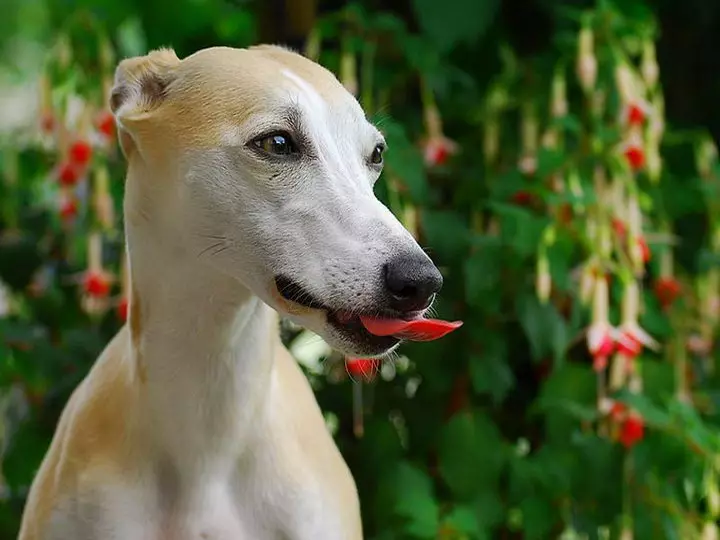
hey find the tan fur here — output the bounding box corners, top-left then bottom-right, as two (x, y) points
(19, 43), (424, 539)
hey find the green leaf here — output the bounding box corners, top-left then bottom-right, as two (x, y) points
(380, 119), (429, 203)
(614, 390), (671, 429)
(520, 496), (556, 540)
(489, 203), (548, 258)
(439, 411), (506, 500)
(444, 506), (481, 534)
(536, 148), (565, 178)
(469, 336), (514, 405)
(422, 210), (470, 262)
(391, 462), (439, 538)
(464, 239), (503, 310)
(411, 0), (500, 53)
(515, 294), (568, 362)
(536, 364), (596, 443)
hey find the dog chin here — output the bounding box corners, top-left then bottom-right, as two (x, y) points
(284, 310), (401, 358)
(322, 322), (401, 358)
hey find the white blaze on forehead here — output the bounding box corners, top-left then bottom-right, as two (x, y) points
(280, 67), (357, 184)
(281, 68), (326, 111)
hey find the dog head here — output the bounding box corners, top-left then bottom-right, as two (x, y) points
(111, 45), (443, 357)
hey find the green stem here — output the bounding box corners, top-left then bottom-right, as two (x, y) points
(1, 149), (19, 230)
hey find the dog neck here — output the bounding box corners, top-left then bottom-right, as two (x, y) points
(125, 218), (279, 477)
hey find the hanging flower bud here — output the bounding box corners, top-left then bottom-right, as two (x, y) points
(93, 165), (115, 230)
(483, 115), (500, 165)
(696, 136), (718, 179)
(641, 39), (659, 90)
(579, 260), (596, 306)
(304, 27), (321, 62)
(551, 66), (568, 118)
(339, 43), (358, 96)
(701, 522), (719, 540)
(518, 102), (538, 174)
(536, 251), (552, 304)
(402, 203), (419, 240)
(576, 24), (598, 93)
(421, 81), (457, 167)
(615, 61), (638, 106)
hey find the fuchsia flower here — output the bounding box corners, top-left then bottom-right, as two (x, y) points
(346, 358), (380, 382)
(423, 136), (458, 167)
(587, 275), (618, 371)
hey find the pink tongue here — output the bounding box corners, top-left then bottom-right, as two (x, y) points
(359, 316), (463, 342)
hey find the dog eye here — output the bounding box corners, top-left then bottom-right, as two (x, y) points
(370, 143), (385, 165)
(252, 132), (297, 156)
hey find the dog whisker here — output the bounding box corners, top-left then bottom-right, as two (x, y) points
(197, 241), (226, 259)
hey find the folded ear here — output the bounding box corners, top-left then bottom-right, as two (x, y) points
(110, 47), (180, 156)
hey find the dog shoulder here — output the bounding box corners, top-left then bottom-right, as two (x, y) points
(270, 344), (363, 539)
(19, 328), (142, 539)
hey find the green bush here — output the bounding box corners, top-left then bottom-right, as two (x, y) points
(2, 0), (720, 538)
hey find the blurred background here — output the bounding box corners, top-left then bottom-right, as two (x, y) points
(2, 0), (720, 538)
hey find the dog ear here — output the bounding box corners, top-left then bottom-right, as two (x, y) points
(110, 47), (180, 155)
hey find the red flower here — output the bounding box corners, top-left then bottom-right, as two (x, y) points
(511, 190), (534, 206)
(654, 277), (681, 308)
(588, 322), (616, 371)
(637, 237), (651, 263)
(346, 358), (380, 382)
(612, 218), (627, 238)
(624, 145), (645, 170)
(117, 298), (129, 321)
(609, 400), (627, 421)
(59, 198), (77, 221)
(69, 140), (93, 167)
(96, 111), (115, 138)
(619, 414), (645, 448)
(625, 102), (647, 126)
(58, 162), (80, 187)
(423, 136), (457, 167)
(83, 272), (111, 298)
(616, 331), (643, 359)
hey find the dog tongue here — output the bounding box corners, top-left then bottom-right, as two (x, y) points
(359, 316), (463, 342)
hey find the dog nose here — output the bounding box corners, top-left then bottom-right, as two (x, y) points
(383, 254), (443, 312)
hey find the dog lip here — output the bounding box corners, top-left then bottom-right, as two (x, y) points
(274, 275), (326, 311)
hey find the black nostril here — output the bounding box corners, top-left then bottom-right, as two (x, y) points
(383, 254), (443, 313)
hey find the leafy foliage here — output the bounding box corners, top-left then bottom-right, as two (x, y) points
(2, 0), (720, 539)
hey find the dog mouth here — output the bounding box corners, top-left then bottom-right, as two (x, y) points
(274, 275), (401, 353)
(273, 276), (462, 355)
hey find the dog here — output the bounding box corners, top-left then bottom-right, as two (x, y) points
(18, 45), (445, 539)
